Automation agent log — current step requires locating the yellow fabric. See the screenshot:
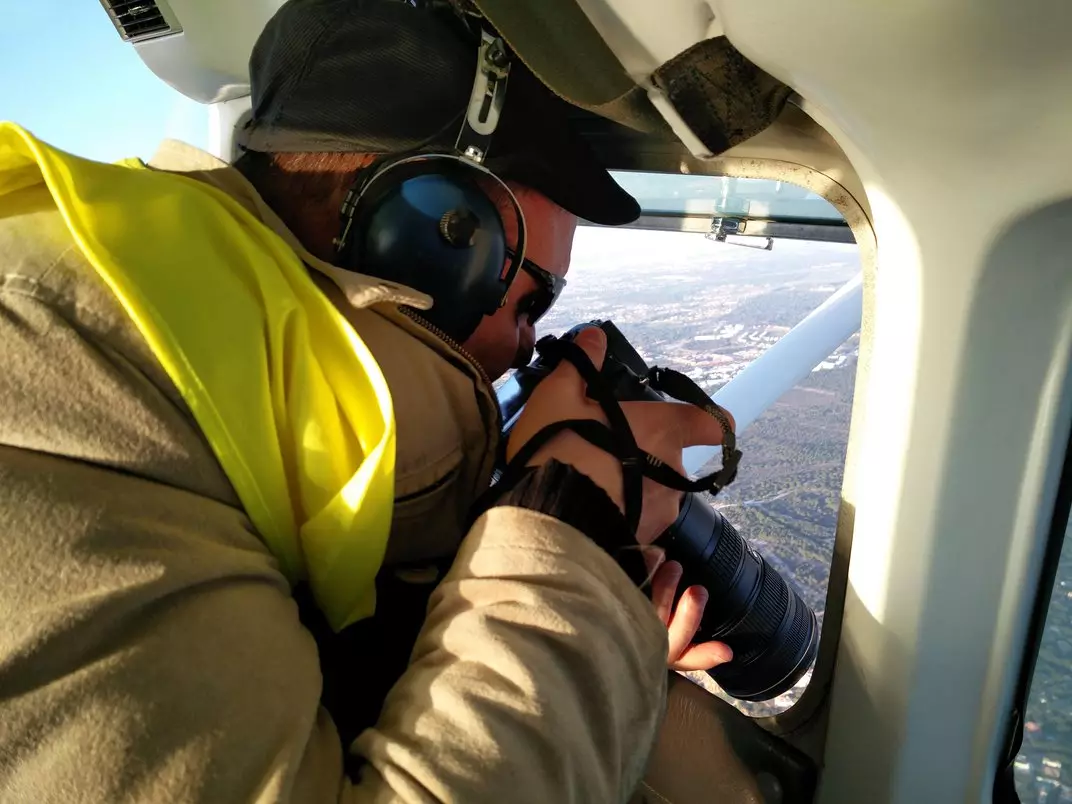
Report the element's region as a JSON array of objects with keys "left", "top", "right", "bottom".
[{"left": 0, "top": 123, "right": 395, "bottom": 631}]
